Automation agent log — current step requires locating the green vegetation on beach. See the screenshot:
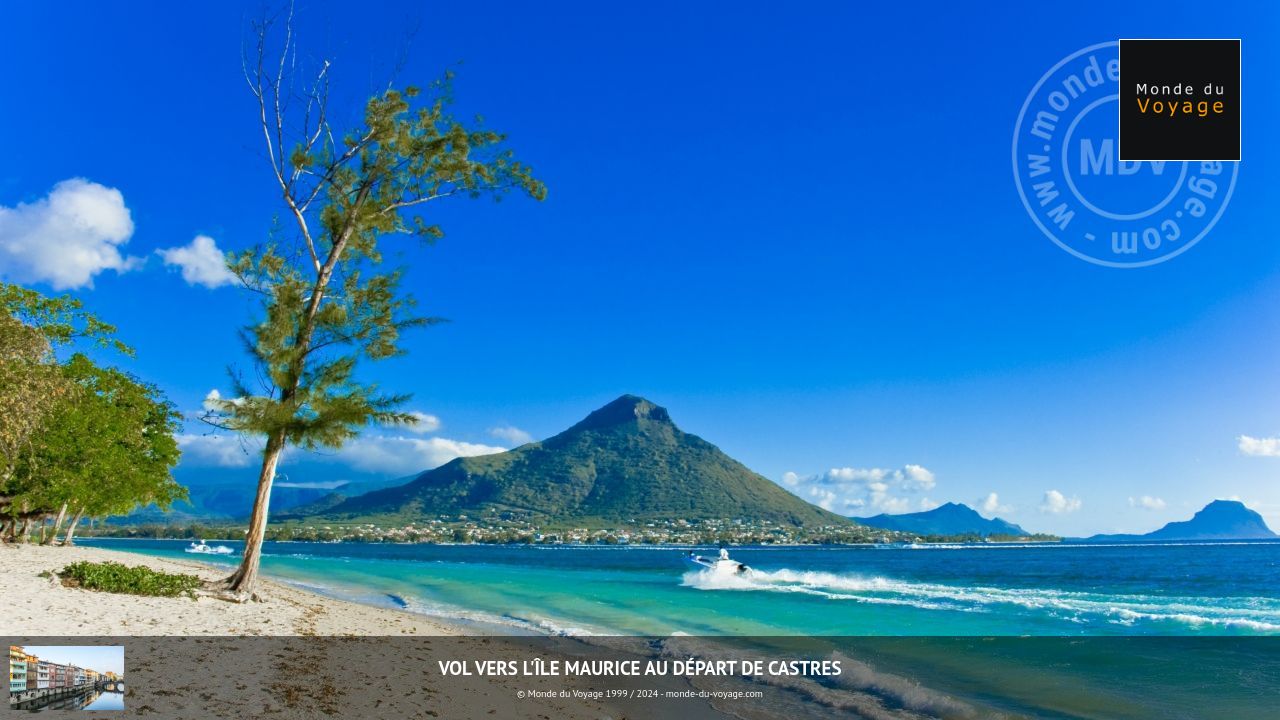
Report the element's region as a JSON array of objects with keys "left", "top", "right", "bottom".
[{"left": 58, "top": 560, "right": 201, "bottom": 598}]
